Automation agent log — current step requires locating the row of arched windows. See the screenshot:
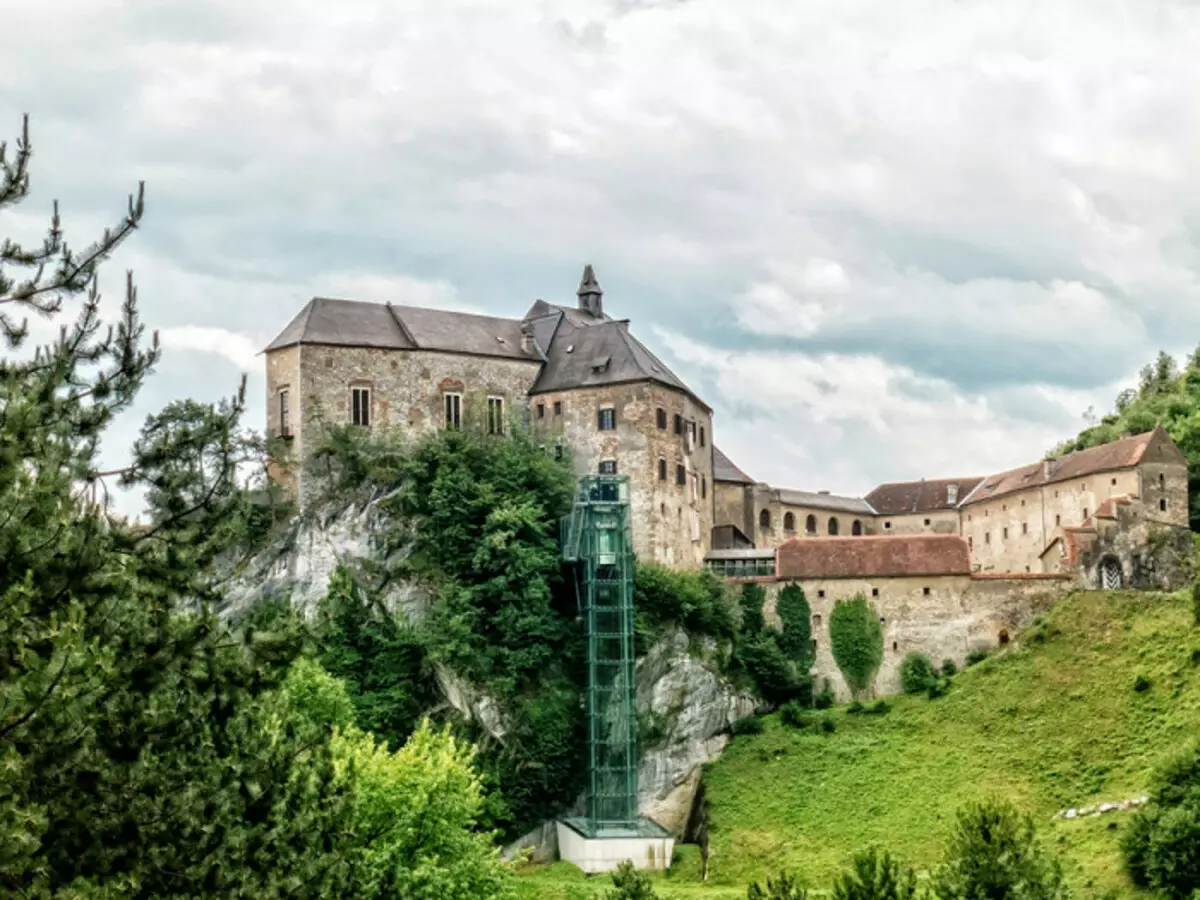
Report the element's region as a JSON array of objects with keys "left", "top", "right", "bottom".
[{"left": 760, "top": 509, "right": 863, "bottom": 536}]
